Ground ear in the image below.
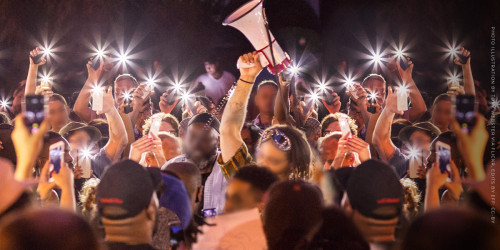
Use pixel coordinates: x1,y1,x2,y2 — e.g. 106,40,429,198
146,195,158,221
341,193,353,215
196,186,204,203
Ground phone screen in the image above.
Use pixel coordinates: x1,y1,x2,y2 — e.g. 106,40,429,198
169,223,184,249
436,142,451,179
49,142,64,177
339,117,352,139
454,94,475,133
24,95,46,133
203,208,217,218
148,117,162,138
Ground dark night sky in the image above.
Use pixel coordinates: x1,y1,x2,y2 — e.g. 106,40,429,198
0,0,498,105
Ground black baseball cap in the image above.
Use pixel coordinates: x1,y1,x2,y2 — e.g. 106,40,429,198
346,160,404,220
96,160,162,220
188,113,220,133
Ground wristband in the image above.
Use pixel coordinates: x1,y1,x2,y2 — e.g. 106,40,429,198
239,78,254,84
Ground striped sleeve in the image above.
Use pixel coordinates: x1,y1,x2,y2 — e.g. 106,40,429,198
217,143,253,180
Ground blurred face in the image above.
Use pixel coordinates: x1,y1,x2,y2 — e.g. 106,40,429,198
256,141,289,180
319,137,339,167
48,100,69,130
159,121,177,136
323,121,340,136
431,100,452,131
364,79,386,105
224,179,261,214
114,78,136,105
204,62,219,76
409,130,432,153
184,123,219,169
161,136,181,161
255,85,278,115
67,130,97,161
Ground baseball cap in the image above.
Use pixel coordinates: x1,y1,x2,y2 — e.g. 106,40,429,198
59,122,102,143
159,173,192,229
96,160,162,220
398,122,441,143
188,113,220,133
346,160,404,220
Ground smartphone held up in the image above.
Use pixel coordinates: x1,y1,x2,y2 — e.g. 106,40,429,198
23,94,47,133
453,94,476,134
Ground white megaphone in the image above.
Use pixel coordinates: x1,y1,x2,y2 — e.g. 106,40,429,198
223,0,291,74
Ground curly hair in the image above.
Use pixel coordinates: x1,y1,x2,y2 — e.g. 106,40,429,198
79,178,100,219
400,178,421,218
320,112,358,136
142,112,180,136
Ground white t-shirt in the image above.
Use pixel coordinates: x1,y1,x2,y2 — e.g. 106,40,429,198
195,71,236,104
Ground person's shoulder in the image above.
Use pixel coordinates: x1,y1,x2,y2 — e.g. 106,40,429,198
222,71,236,80
196,73,210,81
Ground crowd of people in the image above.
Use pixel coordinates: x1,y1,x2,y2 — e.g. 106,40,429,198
0,40,498,250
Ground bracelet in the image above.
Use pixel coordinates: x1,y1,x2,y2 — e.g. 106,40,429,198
239,78,254,84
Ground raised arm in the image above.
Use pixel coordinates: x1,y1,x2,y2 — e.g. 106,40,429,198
99,87,128,161
25,48,47,95
73,59,103,122
454,47,475,96
273,75,290,125
398,58,426,122
12,114,49,181
220,52,263,162
372,87,402,161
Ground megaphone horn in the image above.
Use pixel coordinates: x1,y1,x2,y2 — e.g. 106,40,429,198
223,0,291,74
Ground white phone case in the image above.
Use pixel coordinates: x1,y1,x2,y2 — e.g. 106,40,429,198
79,156,92,179
148,117,162,138
397,90,408,111
339,117,351,138
92,90,104,112
409,156,421,178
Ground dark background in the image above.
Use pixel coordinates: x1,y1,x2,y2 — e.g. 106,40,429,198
0,0,498,106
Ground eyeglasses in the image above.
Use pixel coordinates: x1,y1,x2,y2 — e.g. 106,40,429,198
260,128,291,152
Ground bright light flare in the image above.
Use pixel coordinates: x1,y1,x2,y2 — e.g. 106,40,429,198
288,64,300,76
368,91,378,101
181,91,194,103
145,76,157,90
318,81,327,92
397,84,410,95
122,91,133,102
407,146,422,159
80,147,93,159
40,74,52,84
444,68,463,85
438,34,465,63
90,84,104,94
0,99,11,109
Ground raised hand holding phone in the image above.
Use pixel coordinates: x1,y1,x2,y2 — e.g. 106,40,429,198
386,86,403,115
396,86,409,112
29,47,47,66
12,113,49,181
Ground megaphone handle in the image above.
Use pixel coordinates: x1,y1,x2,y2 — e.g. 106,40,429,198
236,53,269,69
